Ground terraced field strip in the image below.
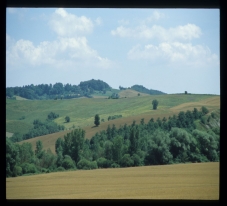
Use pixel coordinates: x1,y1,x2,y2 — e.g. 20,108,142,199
6,162,219,199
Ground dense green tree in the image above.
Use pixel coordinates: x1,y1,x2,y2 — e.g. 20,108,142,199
152,99,159,110
35,140,44,159
94,114,100,127
120,154,134,167
10,132,23,143
129,126,139,155
6,138,19,177
65,116,70,123
112,136,124,163
63,129,85,163
62,155,76,170
17,142,34,165
104,140,113,160
77,159,98,170
201,106,209,115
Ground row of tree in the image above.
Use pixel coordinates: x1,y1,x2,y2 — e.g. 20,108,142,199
131,85,166,95
6,106,219,177
10,112,65,143
6,79,112,100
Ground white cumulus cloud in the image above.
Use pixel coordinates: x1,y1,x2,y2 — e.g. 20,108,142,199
49,8,94,37
128,42,219,68
111,23,202,41
6,34,113,70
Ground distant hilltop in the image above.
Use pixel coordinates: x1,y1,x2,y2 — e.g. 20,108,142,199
6,79,166,100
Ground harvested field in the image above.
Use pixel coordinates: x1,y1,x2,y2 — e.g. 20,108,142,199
6,162,219,199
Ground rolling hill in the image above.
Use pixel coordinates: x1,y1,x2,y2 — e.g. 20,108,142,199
10,94,220,154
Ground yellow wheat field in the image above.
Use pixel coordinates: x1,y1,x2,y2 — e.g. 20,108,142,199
6,162,219,199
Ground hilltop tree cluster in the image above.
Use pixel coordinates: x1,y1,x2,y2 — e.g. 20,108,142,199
6,79,111,100
6,106,219,177
131,85,165,95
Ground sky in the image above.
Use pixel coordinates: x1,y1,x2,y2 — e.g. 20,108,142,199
6,8,220,94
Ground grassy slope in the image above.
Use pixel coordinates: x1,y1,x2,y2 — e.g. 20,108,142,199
15,94,220,154
6,94,218,134
6,162,219,199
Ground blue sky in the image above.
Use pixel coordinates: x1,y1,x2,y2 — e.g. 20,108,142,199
6,8,220,94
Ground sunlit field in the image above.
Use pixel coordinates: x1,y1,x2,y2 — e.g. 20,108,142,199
6,162,219,199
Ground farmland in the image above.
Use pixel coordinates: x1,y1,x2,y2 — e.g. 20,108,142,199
13,94,220,154
6,162,219,199
6,93,219,135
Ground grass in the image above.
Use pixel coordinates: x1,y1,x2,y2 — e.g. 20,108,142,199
6,162,219,199
14,94,219,154
6,94,219,135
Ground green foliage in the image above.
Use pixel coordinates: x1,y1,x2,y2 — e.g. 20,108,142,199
65,116,70,123
129,126,139,155
111,163,120,168
112,136,124,163
63,128,85,163
47,112,59,120
6,138,19,177
10,132,23,143
62,155,76,170
13,166,22,177
152,99,159,110
23,118,65,140
77,159,98,170
56,166,65,172
94,114,100,126
131,85,165,95
35,140,44,159
108,114,122,121
21,163,38,174
96,157,112,168
201,106,209,115
108,93,119,99
120,154,134,167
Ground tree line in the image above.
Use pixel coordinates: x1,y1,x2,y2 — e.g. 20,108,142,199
6,79,111,100
6,106,219,177
10,112,65,143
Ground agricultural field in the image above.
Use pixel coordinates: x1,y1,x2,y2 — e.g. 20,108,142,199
6,162,219,199
6,93,219,135
15,94,220,154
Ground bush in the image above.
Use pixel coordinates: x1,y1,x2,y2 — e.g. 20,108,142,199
13,166,22,177
56,166,65,172
201,106,209,115
111,163,120,168
77,159,98,170
96,157,112,168
120,154,134,167
62,155,76,170
21,163,38,174
65,116,70,123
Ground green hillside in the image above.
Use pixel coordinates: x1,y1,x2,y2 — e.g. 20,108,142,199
6,94,219,135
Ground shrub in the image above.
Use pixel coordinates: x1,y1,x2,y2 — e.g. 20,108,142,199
13,166,22,177
120,154,134,167
56,166,65,172
77,159,98,170
111,163,120,168
21,163,38,174
96,157,112,168
62,155,76,170
201,106,209,115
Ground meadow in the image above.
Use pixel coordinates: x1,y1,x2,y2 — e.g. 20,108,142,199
6,162,219,199
15,94,220,154
6,93,219,135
